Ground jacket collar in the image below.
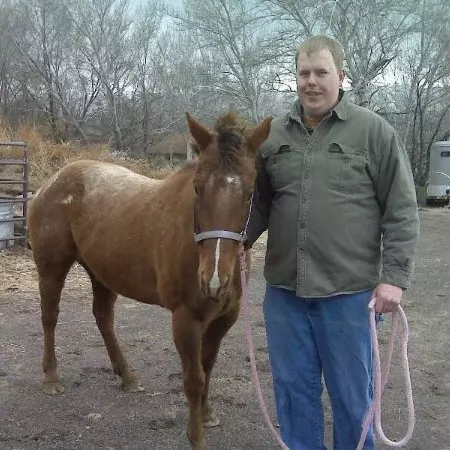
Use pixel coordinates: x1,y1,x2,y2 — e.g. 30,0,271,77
284,89,349,127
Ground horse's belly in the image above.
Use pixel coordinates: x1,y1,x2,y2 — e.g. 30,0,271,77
80,250,160,304
74,215,162,304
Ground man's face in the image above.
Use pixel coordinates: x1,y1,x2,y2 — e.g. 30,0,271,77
296,48,344,119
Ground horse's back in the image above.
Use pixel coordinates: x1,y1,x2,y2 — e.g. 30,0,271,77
28,160,161,263
32,160,159,204
30,159,162,213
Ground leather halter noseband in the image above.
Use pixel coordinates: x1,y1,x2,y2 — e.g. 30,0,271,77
193,195,253,244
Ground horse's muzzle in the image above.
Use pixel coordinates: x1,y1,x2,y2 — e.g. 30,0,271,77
199,272,231,301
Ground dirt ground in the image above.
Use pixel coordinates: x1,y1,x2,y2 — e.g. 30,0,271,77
0,209,449,450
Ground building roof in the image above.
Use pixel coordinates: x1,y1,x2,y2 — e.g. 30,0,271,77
148,133,189,155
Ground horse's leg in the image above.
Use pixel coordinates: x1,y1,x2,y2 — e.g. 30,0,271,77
29,195,77,395
90,277,144,393
39,265,71,395
172,305,206,450
201,306,240,427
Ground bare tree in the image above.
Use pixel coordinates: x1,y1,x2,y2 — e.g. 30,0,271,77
331,0,418,106
0,0,17,118
401,0,450,184
152,29,225,124
11,0,103,141
68,0,135,151
12,0,74,139
171,0,280,122
129,1,163,156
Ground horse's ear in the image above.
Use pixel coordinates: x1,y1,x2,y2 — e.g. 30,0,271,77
187,137,200,156
186,112,212,151
247,116,273,154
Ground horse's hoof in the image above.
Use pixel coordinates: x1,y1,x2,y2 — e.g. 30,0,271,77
190,438,207,450
42,381,65,395
187,429,208,450
202,411,220,428
121,377,144,393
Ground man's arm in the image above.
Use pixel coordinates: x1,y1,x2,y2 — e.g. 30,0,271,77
245,152,273,249
371,124,419,312
375,127,420,290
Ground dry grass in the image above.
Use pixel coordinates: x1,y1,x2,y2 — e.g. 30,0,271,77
0,246,37,293
0,245,114,295
0,117,178,195
0,117,181,287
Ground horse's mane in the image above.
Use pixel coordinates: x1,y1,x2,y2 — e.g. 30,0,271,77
212,112,249,171
182,112,253,175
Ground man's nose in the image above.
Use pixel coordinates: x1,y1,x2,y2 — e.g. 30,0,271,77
306,73,317,84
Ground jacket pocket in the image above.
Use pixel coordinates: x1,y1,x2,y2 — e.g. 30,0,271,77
327,143,370,192
263,144,295,189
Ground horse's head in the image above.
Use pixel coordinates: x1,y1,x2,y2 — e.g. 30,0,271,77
186,112,272,300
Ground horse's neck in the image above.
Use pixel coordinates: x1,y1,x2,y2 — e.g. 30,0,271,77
160,168,196,228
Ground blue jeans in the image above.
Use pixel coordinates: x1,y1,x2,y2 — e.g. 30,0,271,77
263,284,375,450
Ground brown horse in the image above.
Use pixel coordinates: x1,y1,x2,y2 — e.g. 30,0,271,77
27,112,272,449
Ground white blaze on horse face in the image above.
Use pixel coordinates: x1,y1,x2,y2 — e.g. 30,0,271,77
222,174,243,210
226,175,241,186
61,194,73,204
209,238,221,289
206,174,243,292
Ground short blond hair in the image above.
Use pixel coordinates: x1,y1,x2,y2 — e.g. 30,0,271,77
295,35,345,71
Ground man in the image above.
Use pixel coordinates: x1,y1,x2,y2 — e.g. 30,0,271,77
245,35,419,449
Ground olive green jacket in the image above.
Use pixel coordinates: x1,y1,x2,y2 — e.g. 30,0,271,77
247,92,420,297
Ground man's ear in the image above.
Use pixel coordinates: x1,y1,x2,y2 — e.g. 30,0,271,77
339,70,345,87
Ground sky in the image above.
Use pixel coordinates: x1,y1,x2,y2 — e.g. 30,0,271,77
130,0,182,9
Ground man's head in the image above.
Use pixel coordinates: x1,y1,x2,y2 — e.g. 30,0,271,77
295,35,345,119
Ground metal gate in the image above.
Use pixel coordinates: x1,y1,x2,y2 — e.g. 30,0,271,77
0,141,29,248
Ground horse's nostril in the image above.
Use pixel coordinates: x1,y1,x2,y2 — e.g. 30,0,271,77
199,272,209,293
222,275,230,288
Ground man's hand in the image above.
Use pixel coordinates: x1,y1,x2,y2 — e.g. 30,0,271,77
372,283,403,313
242,237,252,251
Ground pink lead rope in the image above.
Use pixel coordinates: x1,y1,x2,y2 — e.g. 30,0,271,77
239,245,289,450
356,298,415,449
239,245,415,450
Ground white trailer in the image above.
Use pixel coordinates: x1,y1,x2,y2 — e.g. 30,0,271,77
426,141,450,205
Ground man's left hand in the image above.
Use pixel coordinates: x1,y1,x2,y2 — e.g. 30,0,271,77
372,283,403,313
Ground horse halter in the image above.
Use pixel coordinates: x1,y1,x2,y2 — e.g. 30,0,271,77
193,195,253,244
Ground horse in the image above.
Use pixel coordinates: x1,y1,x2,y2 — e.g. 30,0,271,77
27,112,272,449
